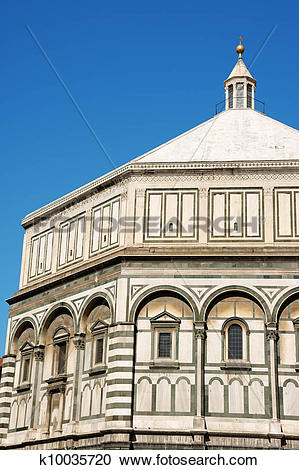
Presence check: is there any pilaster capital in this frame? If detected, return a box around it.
[34,345,45,361]
[194,321,207,340]
[266,330,279,342]
[135,188,145,197]
[73,333,86,350]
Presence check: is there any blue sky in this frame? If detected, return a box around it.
[0,0,298,355]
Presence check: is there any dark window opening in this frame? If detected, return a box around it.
[233,222,238,232]
[57,341,67,375]
[22,357,30,382]
[95,338,104,364]
[169,223,174,232]
[236,82,244,108]
[247,84,252,108]
[158,332,172,358]
[228,324,243,359]
[228,85,233,109]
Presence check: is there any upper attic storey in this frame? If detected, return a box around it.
[21,39,299,232]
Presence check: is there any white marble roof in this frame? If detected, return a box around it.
[132,109,299,163]
[226,57,253,80]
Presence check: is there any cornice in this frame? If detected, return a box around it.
[6,245,299,308]
[21,160,299,228]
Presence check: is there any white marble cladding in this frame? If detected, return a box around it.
[2,274,299,447]
[19,172,299,289]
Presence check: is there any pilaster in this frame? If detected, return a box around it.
[0,354,16,440]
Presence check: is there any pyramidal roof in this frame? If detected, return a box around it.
[131,109,299,163]
[131,43,298,164]
[226,57,254,81]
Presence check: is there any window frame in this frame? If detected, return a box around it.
[52,328,70,377]
[293,318,299,364]
[89,320,109,375]
[17,342,34,391]
[150,311,181,368]
[222,318,250,369]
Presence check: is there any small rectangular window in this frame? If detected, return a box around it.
[236,82,244,108]
[158,332,172,358]
[95,338,104,364]
[247,84,252,108]
[57,342,67,375]
[228,85,233,108]
[22,357,30,382]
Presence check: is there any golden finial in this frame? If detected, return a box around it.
[236,36,245,57]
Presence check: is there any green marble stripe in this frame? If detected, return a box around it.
[0,373,15,379]
[106,379,132,386]
[106,367,133,373]
[105,415,131,422]
[108,355,133,363]
[105,403,132,410]
[0,393,11,399]
[0,382,14,388]
[106,391,132,398]
[1,362,15,368]
[109,343,134,351]
[109,331,134,339]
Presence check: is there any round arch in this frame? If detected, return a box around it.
[78,291,115,331]
[200,286,270,322]
[39,302,77,344]
[129,286,199,323]
[273,288,299,323]
[9,317,38,355]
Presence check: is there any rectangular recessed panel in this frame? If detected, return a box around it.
[295,192,299,237]
[68,220,76,262]
[76,217,85,258]
[165,193,178,236]
[212,192,226,236]
[229,193,242,236]
[30,238,39,277]
[111,200,120,245]
[59,223,69,266]
[101,205,110,248]
[181,193,195,237]
[92,208,101,253]
[246,192,260,237]
[45,231,53,272]
[147,193,162,237]
[37,235,46,274]
[277,192,292,237]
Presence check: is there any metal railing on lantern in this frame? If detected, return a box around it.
[215,97,266,115]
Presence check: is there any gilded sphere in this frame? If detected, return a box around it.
[236,44,245,55]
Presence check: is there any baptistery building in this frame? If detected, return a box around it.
[1,42,299,450]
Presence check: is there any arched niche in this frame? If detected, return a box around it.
[81,297,112,373]
[81,297,112,338]
[277,294,299,365]
[40,306,75,380]
[134,291,194,366]
[204,293,265,365]
[202,288,269,322]
[10,318,37,355]
[131,287,198,323]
